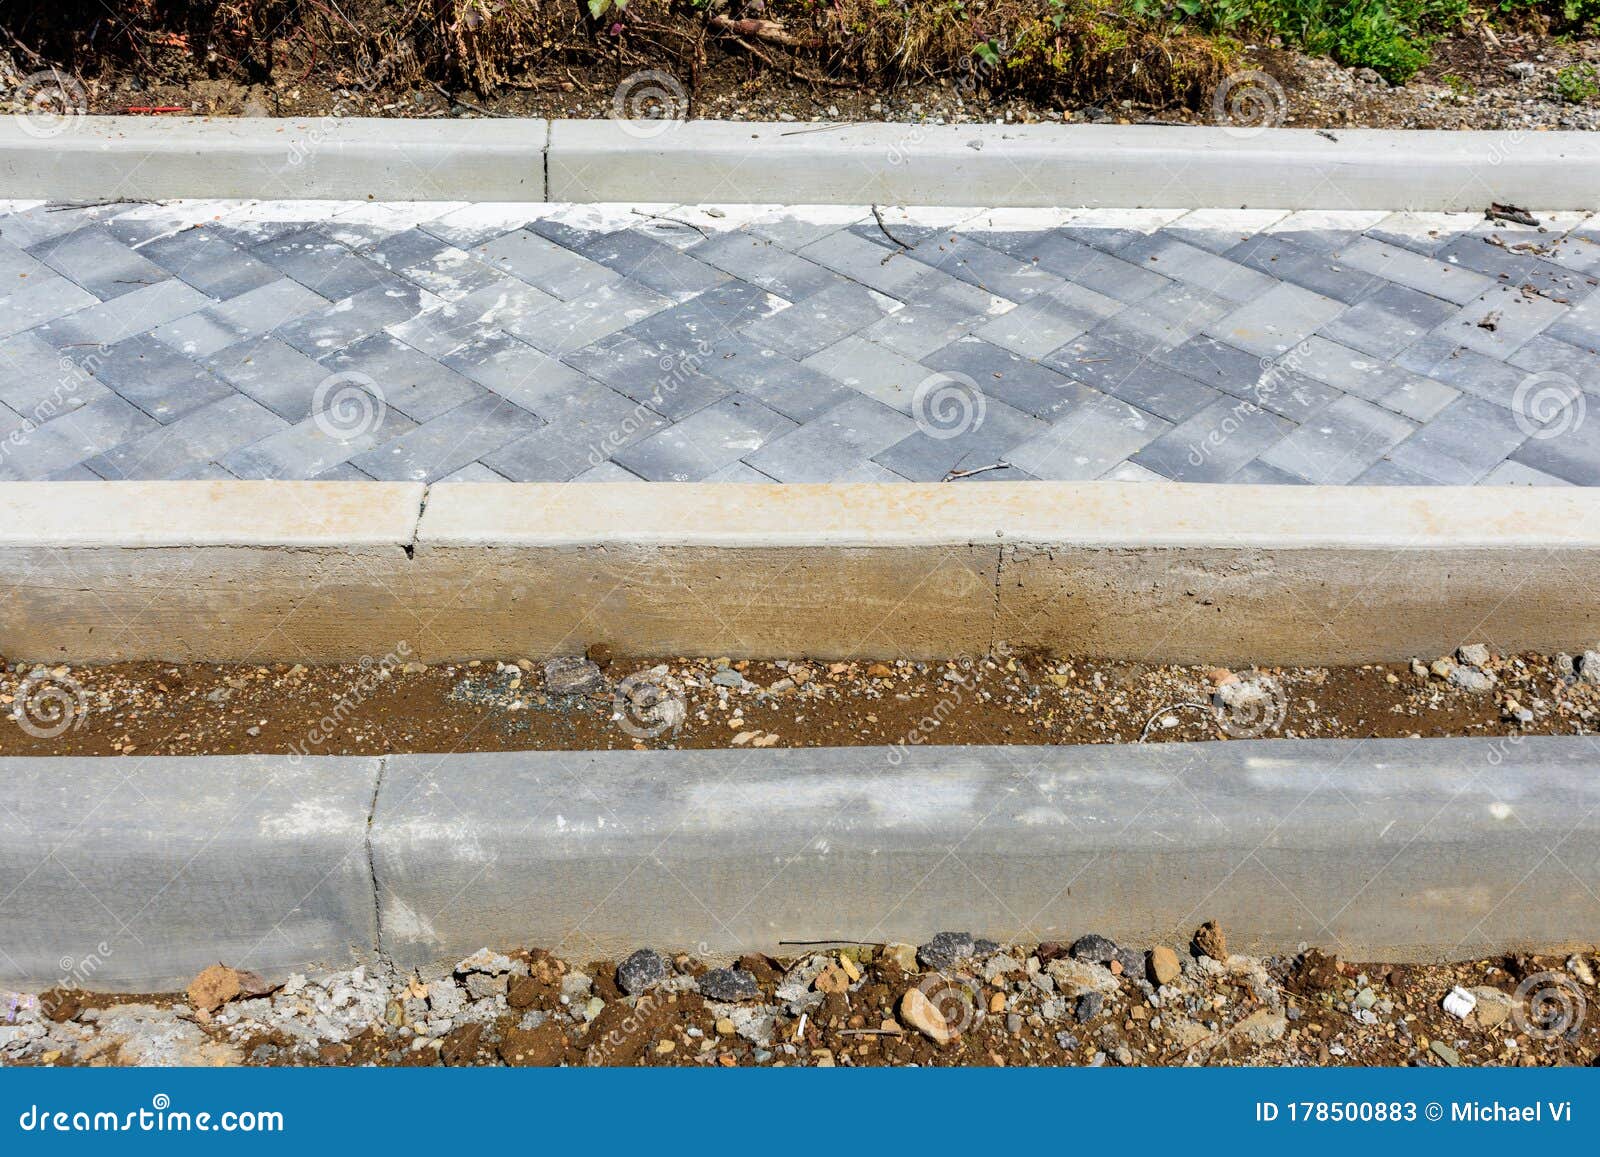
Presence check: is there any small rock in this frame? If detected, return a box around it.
[543,655,605,695]
[186,964,270,1014]
[616,949,668,995]
[698,968,759,1002]
[1568,954,1596,986]
[917,931,976,971]
[1045,957,1119,996]
[1457,643,1491,667]
[1148,946,1181,986]
[1193,921,1228,961]
[455,948,515,976]
[1074,992,1105,1022]
[1450,666,1495,693]
[1070,933,1117,964]
[1508,61,1537,79]
[900,987,954,1045]
[1235,1008,1287,1045]
[1471,987,1513,1028]
[1430,1040,1462,1066]
[880,943,918,973]
[1581,651,1600,685]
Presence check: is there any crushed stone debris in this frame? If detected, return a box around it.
[1,645,1593,756]
[4,926,1595,1068]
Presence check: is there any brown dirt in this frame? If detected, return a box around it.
[16,935,1600,1067]
[0,646,1592,756]
[4,4,1597,130]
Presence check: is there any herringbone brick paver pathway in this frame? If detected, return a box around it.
[2,199,1596,484]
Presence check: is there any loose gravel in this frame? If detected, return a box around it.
[3,645,1598,756]
[4,924,1595,1067]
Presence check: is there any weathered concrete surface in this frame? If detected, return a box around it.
[372,738,1600,966]
[0,756,382,991]
[550,122,1600,209]
[5,481,1600,664]
[0,482,424,662]
[5,119,1598,208]
[0,116,547,201]
[3,738,1597,986]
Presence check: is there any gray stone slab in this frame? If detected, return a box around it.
[139,227,284,300]
[473,227,620,299]
[1227,234,1375,304]
[1089,280,1232,357]
[1336,236,1495,305]
[0,394,160,479]
[565,333,732,421]
[1118,233,1279,304]
[969,282,1121,359]
[873,396,1045,482]
[276,283,439,357]
[696,338,854,423]
[1258,395,1417,484]
[219,405,420,480]
[743,394,918,482]
[1433,283,1566,359]
[0,756,381,989]
[613,395,796,481]
[574,228,730,299]
[481,383,669,482]
[926,337,1107,422]
[803,334,936,414]
[348,392,544,482]
[1317,281,1460,359]
[250,229,395,300]
[1131,397,1296,483]
[362,227,503,302]
[1206,283,1348,358]
[0,332,111,418]
[1004,394,1170,480]
[0,274,99,340]
[504,278,672,358]
[368,738,1600,964]
[318,334,485,423]
[83,333,234,423]
[738,281,901,360]
[384,277,557,358]
[205,335,336,422]
[85,393,288,480]
[29,226,171,300]
[687,231,845,302]
[1383,394,1531,484]
[29,279,211,349]
[151,277,329,359]
[858,278,1014,359]
[904,232,1066,300]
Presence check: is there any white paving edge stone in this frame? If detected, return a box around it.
[5,118,1600,208]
